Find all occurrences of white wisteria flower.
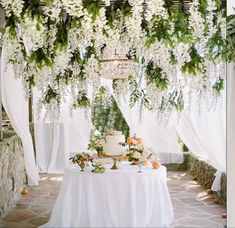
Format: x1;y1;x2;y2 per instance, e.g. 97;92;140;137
103;0;110;6
21;16;47;52
53;48;72;75
206;0;217;37
83;54;101;92
2;27;22;64
145;0;169;22
188;0;205;39
0;0;24;17
43;0;62;20
173;42;191;69
68;9;93;52
61;0;83;17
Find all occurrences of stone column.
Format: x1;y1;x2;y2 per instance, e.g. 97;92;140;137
0;47;2;140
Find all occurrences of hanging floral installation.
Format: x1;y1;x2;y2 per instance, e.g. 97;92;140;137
0;0;227;122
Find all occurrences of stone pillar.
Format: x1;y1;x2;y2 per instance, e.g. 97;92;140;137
227;1;235;225
0;47;2;141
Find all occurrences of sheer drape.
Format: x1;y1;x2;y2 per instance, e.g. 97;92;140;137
1;48;39;185
33;89;92;173
177;93;226;190
115;97;183;164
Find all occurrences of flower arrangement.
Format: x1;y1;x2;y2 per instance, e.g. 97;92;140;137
124;145;154;165
69;152;93;171
88;131;105;157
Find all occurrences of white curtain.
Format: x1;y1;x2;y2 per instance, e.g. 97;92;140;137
177;93;226;191
33;90;92;173
1;48;39;186
115;97;183;164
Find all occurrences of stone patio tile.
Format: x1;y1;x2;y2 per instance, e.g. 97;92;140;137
177;217;222;227
179;197;199;204
3;209;36;222
27;217;49;226
31;199;55;207
15;204;29;210
0;221;36;228
30;205;51;215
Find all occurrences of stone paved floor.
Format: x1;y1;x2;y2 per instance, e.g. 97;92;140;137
0;171;226;228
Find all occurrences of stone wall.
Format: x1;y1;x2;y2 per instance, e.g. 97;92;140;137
166;152;226;205
0;135;27;217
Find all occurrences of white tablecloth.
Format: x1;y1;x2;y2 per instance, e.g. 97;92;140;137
42;163;174;227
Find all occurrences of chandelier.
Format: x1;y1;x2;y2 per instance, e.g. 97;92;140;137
100;50;139;79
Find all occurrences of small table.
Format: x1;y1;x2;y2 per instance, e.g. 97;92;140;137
42;162;174;227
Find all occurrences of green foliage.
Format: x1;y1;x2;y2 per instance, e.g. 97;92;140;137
146;19;171;46
169;89;184;111
92;164;106;173
171;8;191;42
227;14;235;62
206;29;226;61
54;17;69;50
29;48;53;69
213;78;224;95
43;86;60;104
94;86;106;103
146;61;169;91
74;91;91;108
83;0;101;22
92;97;129;139
105;0;132;27
129;76;141;108
181;46;204;75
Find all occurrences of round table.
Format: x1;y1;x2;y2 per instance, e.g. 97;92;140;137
42;162;174;227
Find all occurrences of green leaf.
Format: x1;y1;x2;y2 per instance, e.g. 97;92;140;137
43;86;60;104
227;14;235;62
129;76;141;108
146;61;169;91
181;46;204;76
213;78;224;95
74;91;91;109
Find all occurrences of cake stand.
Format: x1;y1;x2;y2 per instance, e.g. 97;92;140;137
102;154;122;170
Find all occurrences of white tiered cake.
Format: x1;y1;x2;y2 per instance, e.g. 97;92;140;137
103;131;125;156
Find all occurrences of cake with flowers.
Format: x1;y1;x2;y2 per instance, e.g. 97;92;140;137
103;130;126;156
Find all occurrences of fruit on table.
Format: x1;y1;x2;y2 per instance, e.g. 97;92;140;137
152;161;161;169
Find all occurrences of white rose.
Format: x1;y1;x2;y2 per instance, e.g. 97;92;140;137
133;152;141;159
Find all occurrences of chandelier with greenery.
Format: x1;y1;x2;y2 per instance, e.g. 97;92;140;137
0;0;227;122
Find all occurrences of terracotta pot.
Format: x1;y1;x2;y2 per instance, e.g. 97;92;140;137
152;161;161;169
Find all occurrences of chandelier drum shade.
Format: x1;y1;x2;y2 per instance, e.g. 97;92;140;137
100;51;139;79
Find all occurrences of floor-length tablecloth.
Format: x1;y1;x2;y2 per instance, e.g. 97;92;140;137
42;163;174;227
